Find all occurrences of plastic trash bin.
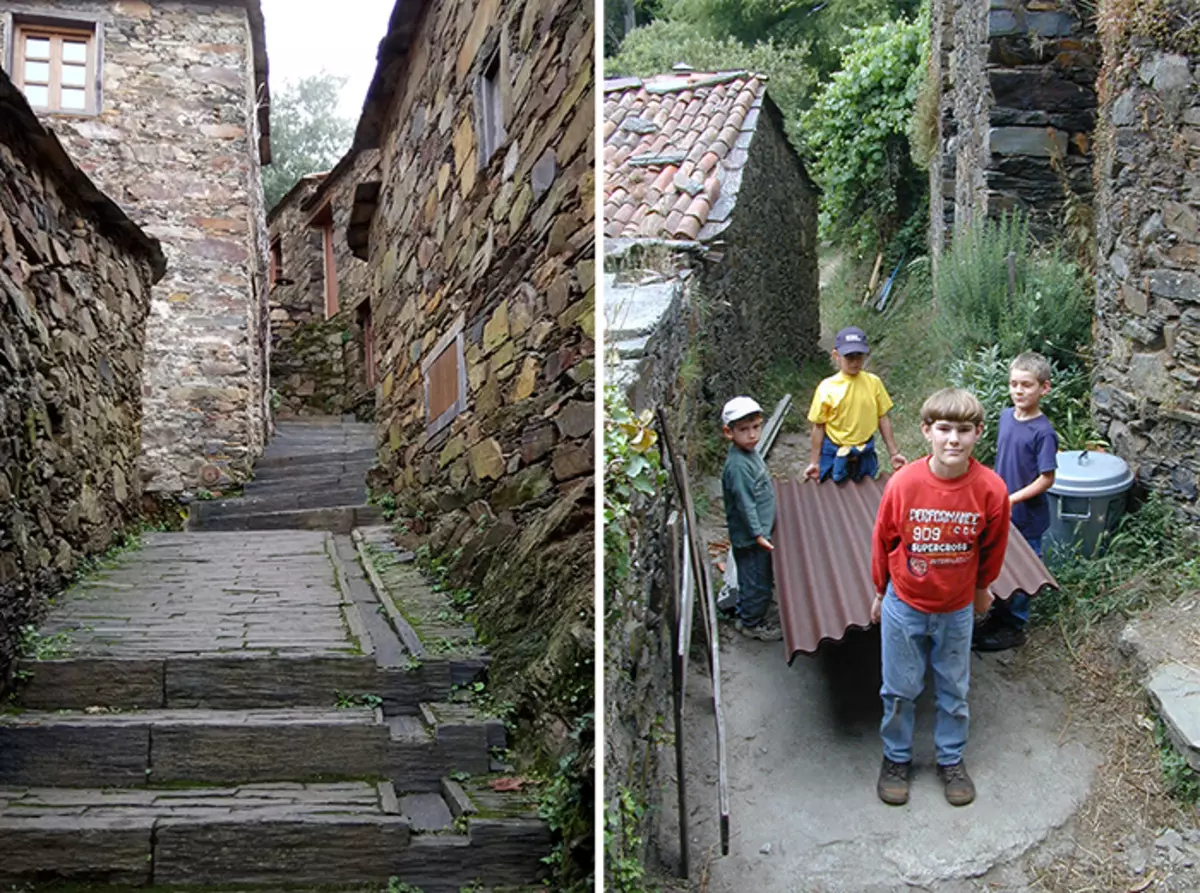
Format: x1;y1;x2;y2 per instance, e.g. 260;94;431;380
1045;450;1135;558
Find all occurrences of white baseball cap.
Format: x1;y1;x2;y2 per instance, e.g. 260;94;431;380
721;396;763;426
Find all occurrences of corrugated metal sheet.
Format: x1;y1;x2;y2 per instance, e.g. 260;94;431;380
773;475;1059;664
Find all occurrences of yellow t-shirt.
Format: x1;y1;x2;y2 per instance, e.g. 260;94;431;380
807;371;894;448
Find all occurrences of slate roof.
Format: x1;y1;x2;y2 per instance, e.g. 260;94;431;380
603;69;769;242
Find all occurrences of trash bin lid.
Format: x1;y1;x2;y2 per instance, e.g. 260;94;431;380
1049;450;1134;498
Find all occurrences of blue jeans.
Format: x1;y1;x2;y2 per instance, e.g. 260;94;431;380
733;545;773;627
879;584;974;766
997;533;1042;626
818;435;878;483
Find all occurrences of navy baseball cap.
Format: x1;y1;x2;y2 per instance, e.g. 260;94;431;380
834;326;870;355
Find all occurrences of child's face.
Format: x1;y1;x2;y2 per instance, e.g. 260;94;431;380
1009;369;1050;414
921;419;983;476
724;414;763;452
834;349;866;376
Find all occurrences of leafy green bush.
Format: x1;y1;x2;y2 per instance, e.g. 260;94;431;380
947;344;1098;465
935;212;1093;367
799;14;927;251
607;20;818;148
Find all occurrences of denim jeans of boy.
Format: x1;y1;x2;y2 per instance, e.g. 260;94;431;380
879;584;974;766
996;533;1041;626
733;545;773;627
818;435;878;483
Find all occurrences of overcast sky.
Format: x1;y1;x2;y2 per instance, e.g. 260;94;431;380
260;0;397;120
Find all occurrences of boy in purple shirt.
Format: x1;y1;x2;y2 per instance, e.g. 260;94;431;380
975;352;1058;651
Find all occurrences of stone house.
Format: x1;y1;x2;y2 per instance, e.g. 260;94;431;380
930;1;1200;519
928;0;1098;251
266;149;378;419
603;69;820;408
0;0;271;495
1092;20;1199;520
0;69;165;670
344;0;595;741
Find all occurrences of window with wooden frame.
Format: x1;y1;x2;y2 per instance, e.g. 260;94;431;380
269;237;283;286
357;302;376;389
308;203;338;317
475;48;505;166
421;316;467;437
12;21;99;114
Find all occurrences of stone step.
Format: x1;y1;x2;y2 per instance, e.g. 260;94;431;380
249;458;375;485
188;504;384;533
0;781;414;886
253;445;376;470
244;470;371;496
189;487;369;520
0;706;389;787
384;703;500;792
12;654;450;712
275;414;366;427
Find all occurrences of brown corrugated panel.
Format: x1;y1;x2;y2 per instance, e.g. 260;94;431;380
773;475;1059;664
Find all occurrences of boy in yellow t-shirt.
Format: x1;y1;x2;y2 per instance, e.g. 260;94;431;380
803;326;907;483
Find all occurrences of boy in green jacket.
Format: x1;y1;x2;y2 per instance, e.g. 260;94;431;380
721;396;782;642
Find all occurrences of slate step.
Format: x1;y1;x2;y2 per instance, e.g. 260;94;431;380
189;487;369;520
249;459;375;486
0;781;412;886
12;653;451;711
0;707;389;787
188;504;384;533
384;703;503;792
253;445;377;470
244;470;372;496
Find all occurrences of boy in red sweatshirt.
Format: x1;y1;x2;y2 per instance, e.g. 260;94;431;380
870;388;1009;807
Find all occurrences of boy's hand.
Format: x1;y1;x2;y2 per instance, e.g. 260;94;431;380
756;535;774;552
889;452;907;470
802;463;820;482
871;591;885;624
973;587;994;618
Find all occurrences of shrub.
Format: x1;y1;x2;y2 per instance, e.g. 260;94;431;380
799;14;927;252
935;212;1093;367
947;344;1098;465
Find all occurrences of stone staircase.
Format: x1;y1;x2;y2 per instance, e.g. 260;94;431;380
188;417;383;534
0;529;549;891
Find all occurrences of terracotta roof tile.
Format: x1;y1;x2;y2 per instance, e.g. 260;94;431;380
603;70;768;242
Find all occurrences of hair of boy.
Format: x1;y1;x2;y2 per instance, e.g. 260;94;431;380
920;388;985;426
1010;351;1052;384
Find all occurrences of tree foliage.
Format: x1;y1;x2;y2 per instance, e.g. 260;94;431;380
799;14;926;251
262;73;355;211
607;20;817;146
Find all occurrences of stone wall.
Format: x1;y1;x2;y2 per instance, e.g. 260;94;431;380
700;99;820;402
354;0;594;756
0;71;164;672
930;0;1098;252
1092;5;1200;519
267;152;376;420
0;0;270;494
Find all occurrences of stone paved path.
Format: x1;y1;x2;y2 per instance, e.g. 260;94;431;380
45;531;358;657
2;420;549;890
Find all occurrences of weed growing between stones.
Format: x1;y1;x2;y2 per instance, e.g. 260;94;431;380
15;626;69;661
1154;718;1200;805
333;691;383;710
536;712;594;893
604;786;650;893
368;488;398;521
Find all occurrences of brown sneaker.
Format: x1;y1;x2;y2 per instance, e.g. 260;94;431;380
735;619;783;642
937;761;976;806
876;758;911;805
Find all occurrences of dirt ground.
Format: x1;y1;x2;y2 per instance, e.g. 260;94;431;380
646;431;1200;893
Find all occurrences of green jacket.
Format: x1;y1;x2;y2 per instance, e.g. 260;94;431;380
722;444;775;549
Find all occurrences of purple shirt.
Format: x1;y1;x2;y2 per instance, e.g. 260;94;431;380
994;407;1058;539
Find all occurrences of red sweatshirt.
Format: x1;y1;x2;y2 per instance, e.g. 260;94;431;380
872;457;1010;614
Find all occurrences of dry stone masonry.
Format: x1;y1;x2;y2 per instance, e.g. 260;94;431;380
267;152;378;420
0;0;271;495
0;70;164;673
352;0;595;716
1092;4;1200;519
929;0;1099;251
